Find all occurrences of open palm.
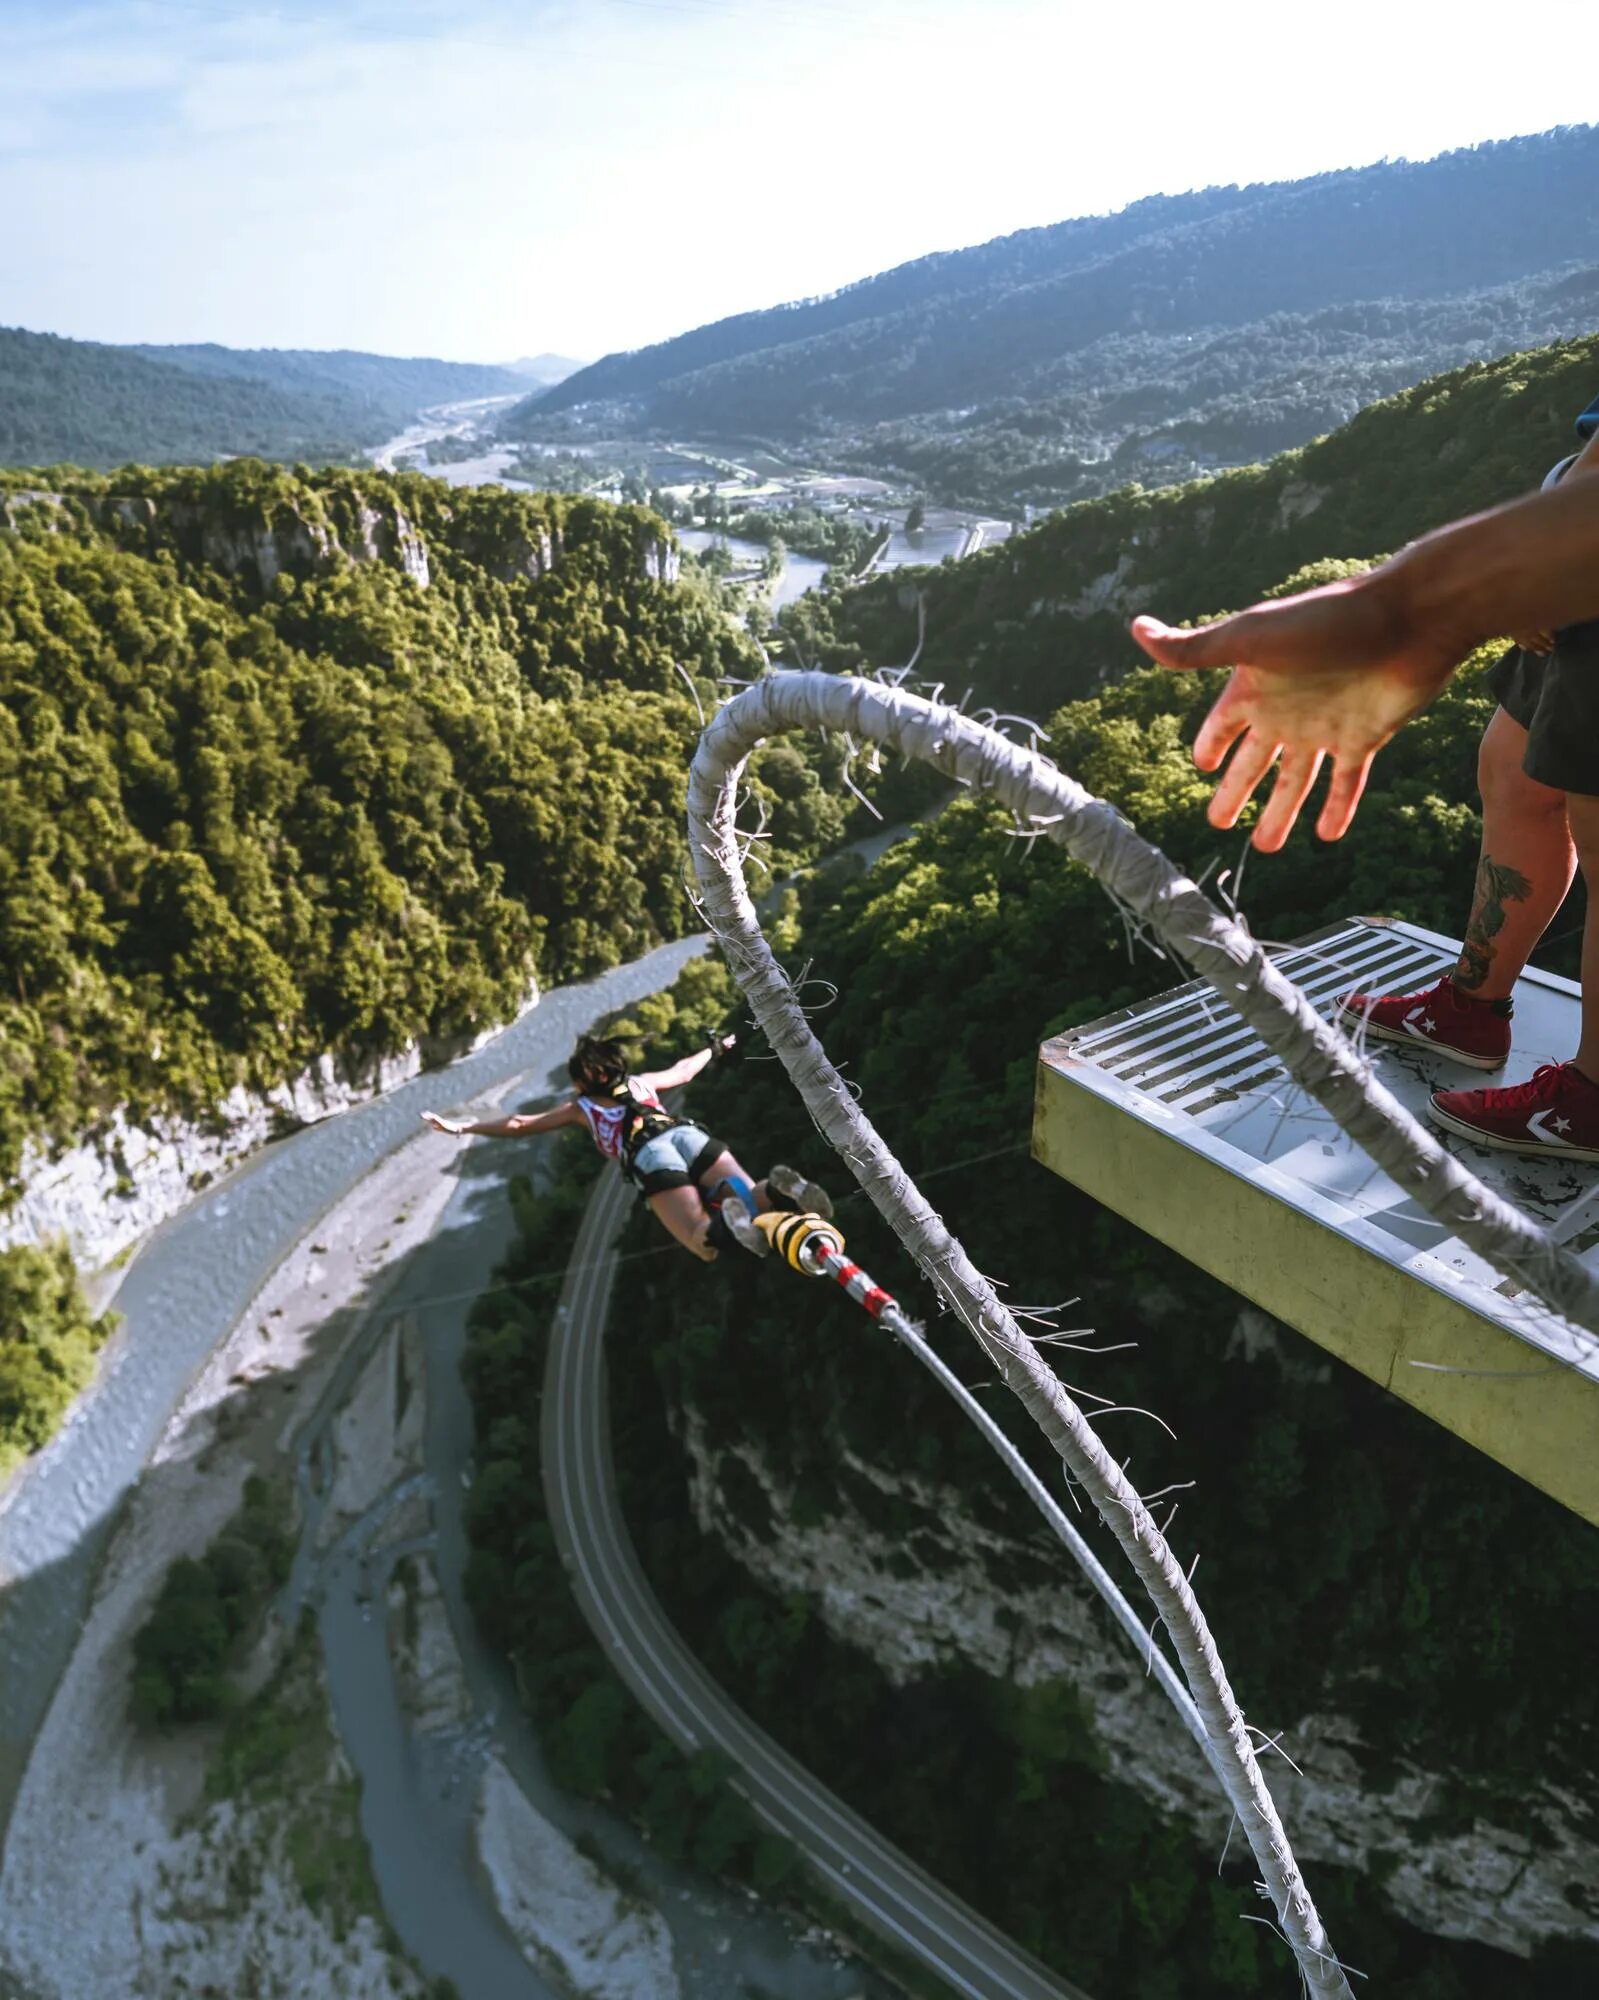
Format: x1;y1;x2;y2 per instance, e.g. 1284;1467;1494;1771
1131;577;1461;851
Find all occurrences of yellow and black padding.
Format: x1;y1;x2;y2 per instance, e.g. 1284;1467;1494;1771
754;1209;845;1272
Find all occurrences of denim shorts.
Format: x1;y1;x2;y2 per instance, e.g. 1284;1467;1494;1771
629;1122;724;1196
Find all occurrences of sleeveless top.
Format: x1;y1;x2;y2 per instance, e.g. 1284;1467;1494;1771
576;1077;670;1164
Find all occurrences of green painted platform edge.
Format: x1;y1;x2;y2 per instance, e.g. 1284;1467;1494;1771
1034;1058;1599;1530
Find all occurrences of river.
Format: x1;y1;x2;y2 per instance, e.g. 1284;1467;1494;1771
675;528;830;611
365;408;1011;610
0;936;891;1999
367;394;528;484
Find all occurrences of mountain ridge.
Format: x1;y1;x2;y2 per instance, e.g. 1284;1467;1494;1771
521;125;1599;509
0;327;523;469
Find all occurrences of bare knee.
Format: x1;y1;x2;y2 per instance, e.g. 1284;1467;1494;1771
1565;794;1599;872
1479;710;1565;819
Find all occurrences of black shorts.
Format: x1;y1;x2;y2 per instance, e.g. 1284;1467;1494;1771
1487;621;1599;797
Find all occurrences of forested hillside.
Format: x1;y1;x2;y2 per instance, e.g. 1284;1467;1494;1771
0;327;521;468
0;460;860;1465
0;328;370;467
780;332;1599;716
522;125;1599;510
125;343;521;422
463;335;1599;1994
0;463;859;1193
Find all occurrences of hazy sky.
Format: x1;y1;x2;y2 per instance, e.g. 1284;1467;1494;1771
3;0;1594;366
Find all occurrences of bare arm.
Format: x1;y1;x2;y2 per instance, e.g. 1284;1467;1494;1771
637;1047;714;1095
421;1100;583;1139
637;1033;736;1097
1130;469;1599;851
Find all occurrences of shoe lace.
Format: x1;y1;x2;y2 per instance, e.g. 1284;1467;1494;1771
1485;1063;1566;1109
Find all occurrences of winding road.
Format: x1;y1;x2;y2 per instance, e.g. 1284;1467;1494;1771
542;1166;1090;2000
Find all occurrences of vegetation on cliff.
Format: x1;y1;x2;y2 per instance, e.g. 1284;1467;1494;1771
0;1237;116;1477
0;461;850;1196
0;462;857;1465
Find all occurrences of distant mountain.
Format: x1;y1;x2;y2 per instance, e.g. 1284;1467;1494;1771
126;344;523;421
0;326;370;468
518;125;1599;509
506;353;586;385
0;329;523;469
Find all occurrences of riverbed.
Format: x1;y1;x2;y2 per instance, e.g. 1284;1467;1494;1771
366;407;1012;608
675;527;829;610
0;936;891;2000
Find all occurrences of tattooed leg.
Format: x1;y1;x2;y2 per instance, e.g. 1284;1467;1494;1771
1453;710;1573;996
1455;855;1534;990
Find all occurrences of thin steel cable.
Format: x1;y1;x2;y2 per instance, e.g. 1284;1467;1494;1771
879;1299;1222;1777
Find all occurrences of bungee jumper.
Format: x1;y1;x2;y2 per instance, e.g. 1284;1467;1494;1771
422;1030;834;1264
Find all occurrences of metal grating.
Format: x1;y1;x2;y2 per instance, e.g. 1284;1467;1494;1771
1071;921;1453;1115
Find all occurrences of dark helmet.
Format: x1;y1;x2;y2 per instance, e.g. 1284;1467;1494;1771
568;1034;628;1094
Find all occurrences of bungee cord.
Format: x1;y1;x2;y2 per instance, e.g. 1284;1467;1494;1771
762;1211;1220;1764
683;667;1599;2000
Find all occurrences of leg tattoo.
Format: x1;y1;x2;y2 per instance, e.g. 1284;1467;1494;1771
1456;855;1533;991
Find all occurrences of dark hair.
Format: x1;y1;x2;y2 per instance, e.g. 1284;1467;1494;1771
568;1034;628;1093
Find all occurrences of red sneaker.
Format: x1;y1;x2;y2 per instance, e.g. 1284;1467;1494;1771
1336;976;1511;1070
1429;1063;1599;1163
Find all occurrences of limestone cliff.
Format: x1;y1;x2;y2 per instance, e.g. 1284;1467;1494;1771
672;1325;1599;1963
0;475;677;596
0;981;537;1274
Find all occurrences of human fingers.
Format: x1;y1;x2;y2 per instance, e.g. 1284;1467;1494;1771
1130;613;1241;673
1315;752;1375;843
1511;630;1555;655
1191;678;1252;773
1251;747;1326;853
1208;730;1283;830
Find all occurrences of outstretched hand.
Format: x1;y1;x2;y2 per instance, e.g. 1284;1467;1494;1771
1130;573;1461;851
421;1110;466;1136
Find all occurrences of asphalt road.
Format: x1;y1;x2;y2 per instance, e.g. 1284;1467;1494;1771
541;1165;1091;2000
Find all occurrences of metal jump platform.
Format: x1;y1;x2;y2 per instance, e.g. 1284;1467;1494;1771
1033;918;1599;1528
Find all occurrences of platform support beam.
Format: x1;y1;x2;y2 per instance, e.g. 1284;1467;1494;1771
1034;1052;1599;1530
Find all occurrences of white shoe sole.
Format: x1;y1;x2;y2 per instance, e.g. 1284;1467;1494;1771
1426;1099;1599;1163
768;1165;833;1219
1338;1004;1506;1071
719;1197;769;1256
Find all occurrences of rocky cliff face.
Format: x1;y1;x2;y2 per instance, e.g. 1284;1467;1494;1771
0;482;677;596
0;984;537;1275
1;487;432;594
674;1351;1599;1962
